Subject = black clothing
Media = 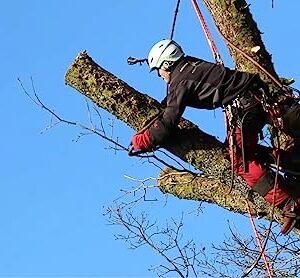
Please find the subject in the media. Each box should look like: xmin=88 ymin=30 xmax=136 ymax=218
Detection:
xmin=149 ymin=56 xmax=257 ymax=145
xmin=282 ymin=102 xmax=300 ymax=138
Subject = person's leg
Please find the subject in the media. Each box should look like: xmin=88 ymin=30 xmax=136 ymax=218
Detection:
xmin=230 ymin=127 xmax=300 ymax=234
xmin=226 ymin=91 xmax=300 ymax=234
xmin=254 ymin=142 xmax=300 ymax=197
xmin=230 ymin=127 xmax=289 ymax=206
xmin=256 ymin=142 xmax=300 ymax=172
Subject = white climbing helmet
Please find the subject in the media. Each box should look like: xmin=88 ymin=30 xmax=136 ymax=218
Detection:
xmin=148 ymin=39 xmax=184 ymax=71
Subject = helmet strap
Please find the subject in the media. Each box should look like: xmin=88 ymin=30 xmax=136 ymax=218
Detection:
xmin=161 ymin=56 xmax=183 ymax=72
xmin=161 ymin=61 xmax=172 ymax=71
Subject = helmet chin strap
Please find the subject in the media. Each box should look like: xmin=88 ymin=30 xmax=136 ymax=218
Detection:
xmin=161 ymin=61 xmax=172 ymax=71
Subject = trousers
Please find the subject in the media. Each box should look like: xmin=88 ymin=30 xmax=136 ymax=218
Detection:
xmin=229 ymin=125 xmax=289 ymax=206
xmin=226 ymin=93 xmax=290 ymax=206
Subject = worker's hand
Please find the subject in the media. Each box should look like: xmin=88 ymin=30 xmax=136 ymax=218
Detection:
xmin=131 ymin=129 xmax=152 ymax=151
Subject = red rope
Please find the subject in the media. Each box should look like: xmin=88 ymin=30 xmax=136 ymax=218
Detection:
xmin=245 ymin=200 xmax=274 ymax=277
xmin=188 ymin=3 xmax=286 ymax=276
xmin=190 ymin=0 xmax=223 ymax=65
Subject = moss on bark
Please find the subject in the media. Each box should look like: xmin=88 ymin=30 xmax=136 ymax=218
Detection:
xmin=158 ymin=168 xmax=286 ymax=223
xmin=65 ymin=51 xmax=162 ymax=131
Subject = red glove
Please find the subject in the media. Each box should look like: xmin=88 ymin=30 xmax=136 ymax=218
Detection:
xmin=131 ymin=129 xmax=152 ymax=150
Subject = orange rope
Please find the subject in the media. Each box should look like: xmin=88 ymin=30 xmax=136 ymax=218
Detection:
xmin=245 ymin=200 xmax=273 ymax=277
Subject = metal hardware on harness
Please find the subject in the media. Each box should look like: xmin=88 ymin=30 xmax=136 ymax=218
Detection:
xmin=225 ymin=99 xmax=248 ymax=173
xmin=224 ymin=91 xmax=261 ymax=173
xmin=258 ymin=87 xmax=291 ymax=131
xmin=224 ymin=93 xmax=257 ymax=129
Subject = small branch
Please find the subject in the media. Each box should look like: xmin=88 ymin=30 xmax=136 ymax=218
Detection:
xmin=19 ymin=77 xmax=198 ymax=174
xmin=106 ymin=206 xmax=202 ymax=277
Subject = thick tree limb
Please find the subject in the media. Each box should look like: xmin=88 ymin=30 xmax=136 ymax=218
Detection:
xmin=158 ymin=168 xmax=286 ymax=225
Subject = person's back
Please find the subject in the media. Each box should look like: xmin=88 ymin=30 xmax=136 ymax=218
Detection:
xmin=169 ymin=56 xmax=256 ymax=109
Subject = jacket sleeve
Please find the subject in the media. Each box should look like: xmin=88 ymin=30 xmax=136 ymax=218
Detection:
xmin=149 ymin=80 xmax=194 ymax=146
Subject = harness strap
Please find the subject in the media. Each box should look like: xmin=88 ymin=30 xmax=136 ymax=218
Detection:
xmin=252 ymin=171 xmax=276 ymax=197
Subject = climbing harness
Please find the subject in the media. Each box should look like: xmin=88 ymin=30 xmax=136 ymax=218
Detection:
xmin=189 ymin=2 xmax=285 ymax=275
xmin=127 ymin=0 xmax=300 ymax=252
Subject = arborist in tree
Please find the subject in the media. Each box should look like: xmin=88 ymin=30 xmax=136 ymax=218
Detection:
xmin=130 ymin=39 xmax=300 ymax=235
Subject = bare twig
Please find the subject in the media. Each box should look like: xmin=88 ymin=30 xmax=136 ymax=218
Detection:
xmin=18 ymin=78 xmax=199 ymax=174
xmin=106 ymin=207 xmax=202 ymax=277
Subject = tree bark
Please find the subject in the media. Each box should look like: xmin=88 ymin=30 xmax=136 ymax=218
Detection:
xmin=158 ymin=168 xmax=285 ymax=223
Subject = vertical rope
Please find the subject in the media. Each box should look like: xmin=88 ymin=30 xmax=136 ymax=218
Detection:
xmin=245 ymin=200 xmax=274 ymax=277
xmin=164 ymin=0 xmax=182 ymax=100
xmin=170 ymin=0 xmax=181 ymax=40
xmin=190 ymin=0 xmax=223 ymax=64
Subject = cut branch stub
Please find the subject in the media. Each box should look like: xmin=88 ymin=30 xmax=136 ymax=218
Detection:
xmin=65 ymin=51 xmax=161 ymax=132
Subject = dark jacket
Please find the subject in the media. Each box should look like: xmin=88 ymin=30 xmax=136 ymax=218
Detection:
xmin=149 ymin=56 xmax=257 ymax=145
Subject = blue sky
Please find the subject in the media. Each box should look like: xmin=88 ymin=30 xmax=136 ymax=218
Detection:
xmin=1 ymin=0 xmax=299 ymax=277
